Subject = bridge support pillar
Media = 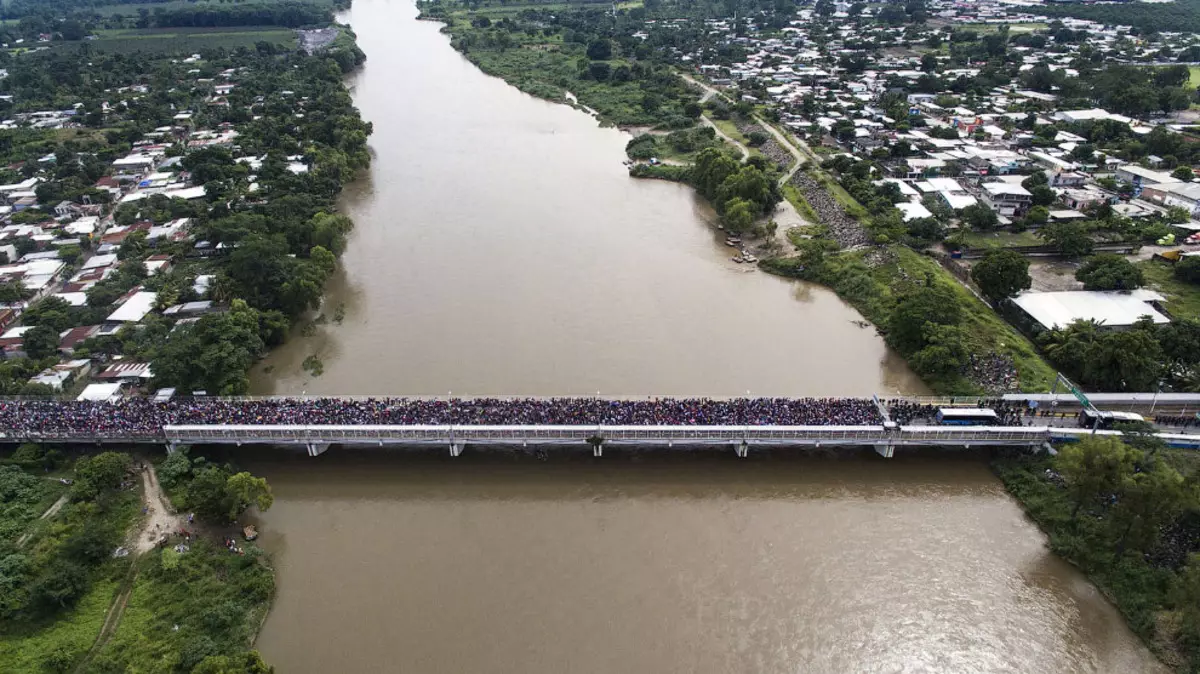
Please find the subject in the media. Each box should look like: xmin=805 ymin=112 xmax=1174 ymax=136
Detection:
xmin=593 ymin=444 xmax=603 ymax=457
xmin=450 ymin=443 xmax=464 ymax=457
xmin=165 ymin=442 xmax=178 ymax=455
xmin=735 ymin=441 xmax=749 ymax=458
xmin=306 ymin=443 xmax=329 ymax=457
xmin=873 ymin=443 xmax=894 ymax=459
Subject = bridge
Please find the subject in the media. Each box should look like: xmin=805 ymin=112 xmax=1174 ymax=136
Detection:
xmin=3 ymin=392 xmax=1199 ymax=458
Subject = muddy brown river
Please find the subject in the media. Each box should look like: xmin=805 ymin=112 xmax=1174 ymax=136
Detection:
xmin=249 ymin=1 xmax=1166 ymax=671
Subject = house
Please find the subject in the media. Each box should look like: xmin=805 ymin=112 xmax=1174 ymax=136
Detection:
xmin=1116 ymin=165 xmax=1178 ymax=188
xmin=105 ymin=290 xmax=157 ymax=323
xmin=980 ymin=182 xmax=1033 ymax=218
xmin=58 ymin=324 xmax=99 ymax=354
xmin=77 ymin=382 xmax=123 ymax=402
xmin=95 ymin=360 xmax=153 ymax=383
xmin=28 ymin=358 xmax=91 ymax=391
xmin=1142 ymin=181 xmax=1200 ymax=217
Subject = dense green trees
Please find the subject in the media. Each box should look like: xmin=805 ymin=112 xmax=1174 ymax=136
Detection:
xmin=970 ymin=249 xmax=1031 ymax=303
xmin=151 ymin=300 xmax=265 ymax=396
xmin=692 ymin=147 xmax=780 ymax=232
xmin=1075 ymin=254 xmax=1144 ymax=291
xmin=888 ymin=281 xmax=961 ymax=353
xmin=1040 ymin=319 xmax=1165 ymax=391
xmin=1041 ymin=221 xmax=1094 ymax=259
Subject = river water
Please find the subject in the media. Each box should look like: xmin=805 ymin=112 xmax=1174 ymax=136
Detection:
xmin=250 ymin=1 xmax=1166 ymax=671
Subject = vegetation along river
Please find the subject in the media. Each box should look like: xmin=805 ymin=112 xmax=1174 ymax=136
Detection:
xmin=249 ymin=1 xmax=1165 ymax=671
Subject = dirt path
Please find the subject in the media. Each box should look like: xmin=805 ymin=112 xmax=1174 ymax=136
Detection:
xmin=700 ymin=114 xmax=749 ymax=161
xmin=74 ymin=461 xmax=184 ymax=672
xmin=136 ymin=462 xmax=183 ymax=554
xmin=15 ymin=492 xmax=70 ymax=548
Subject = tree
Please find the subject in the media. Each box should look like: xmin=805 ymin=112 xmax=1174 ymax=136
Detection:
xmin=1166 ymin=205 xmax=1192 ymax=224
xmin=152 ymin=300 xmax=265 ymax=395
xmin=1024 ymin=205 xmax=1049 ymax=227
xmin=909 ymin=323 xmax=970 ymax=377
xmin=1075 ymin=254 xmax=1144 ymax=290
xmin=722 ymin=198 xmax=755 ymax=233
xmin=72 ymin=452 xmax=131 ymax=501
xmin=225 ymin=472 xmax=273 ymax=517
xmin=1055 ymin=435 xmax=1138 ymax=519
xmin=1176 ymin=255 xmax=1200 ymax=284
xmin=1172 ymin=166 xmax=1195 ymax=182
xmin=1174 ymin=555 xmax=1200 ymax=648
xmin=888 ymin=282 xmax=962 ymax=353
xmin=191 ymin=651 xmax=274 ymax=674
xmin=960 ymin=203 xmax=999 ymax=231
xmin=22 ymin=296 xmax=74 ymax=332
xmin=1029 ymin=184 xmax=1057 ymax=207
xmin=22 ymin=325 xmax=59 ymax=360
xmin=1082 ymin=327 xmax=1164 ymax=391
xmin=187 ymin=466 xmax=273 ymax=523
xmin=971 ymin=249 xmax=1031 ymax=303
xmin=0 ymin=281 xmax=30 ymax=303
xmin=1110 ymin=460 xmax=1187 ymax=552
xmin=586 ymin=39 xmax=612 ymax=61
xmin=1041 ymin=221 xmax=1094 ymax=258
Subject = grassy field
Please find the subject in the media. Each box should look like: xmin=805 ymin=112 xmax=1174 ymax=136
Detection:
xmin=439 ymin=14 xmax=692 ymax=127
xmin=1190 ymin=65 xmax=1200 ymax=89
xmin=89 ymin=540 xmax=275 ymax=672
xmin=959 ymin=22 xmax=1048 ymax=34
xmin=0 ymin=580 xmax=118 ymax=672
xmin=91 ymin=0 xmax=337 ymax=16
xmin=1140 ymin=259 xmax=1200 ymax=319
xmin=958 ymin=230 xmax=1045 ymax=250
xmin=73 ymin=27 xmax=296 ymax=54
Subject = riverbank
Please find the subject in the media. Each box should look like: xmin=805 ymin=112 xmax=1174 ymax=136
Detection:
xmin=0 ymin=447 xmax=277 ymax=673
xmin=421 ymin=0 xmax=1051 ymax=396
xmin=992 ymin=449 xmax=1200 ymax=673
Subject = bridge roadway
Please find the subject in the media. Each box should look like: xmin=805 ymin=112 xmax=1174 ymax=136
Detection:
xmin=4 ymin=423 xmax=1188 ymax=458
xmin=5 ymin=393 xmax=1200 ymax=457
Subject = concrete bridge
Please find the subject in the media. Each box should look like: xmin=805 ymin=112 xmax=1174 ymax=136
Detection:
xmin=158 ymin=423 xmax=1072 ymax=458
xmin=2 ymin=422 xmax=1181 ymax=458
xmin=4 ymin=393 xmax=1200 ymax=458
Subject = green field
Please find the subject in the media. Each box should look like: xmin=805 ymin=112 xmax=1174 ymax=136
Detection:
xmin=958 ymin=22 xmax=1048 ymax=34
xmin=1190 ymin=65 xmax=1200 ymax=89
xmin=1140 ymin=258 xmax=1200 ymax=319
xmin=0 ymin=581 xmax=119 ymax=673
xmin=91 ymin=0 xmax=336 ymax=16
xmin=958 ymin=230 xmax=1046 ymax=250
xmin=74 ymin=27 xmax=297 ymax=54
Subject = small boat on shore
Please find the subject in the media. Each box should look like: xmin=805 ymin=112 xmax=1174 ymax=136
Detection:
xmin=742 ymin=253 xmax=758 ymax=263
xmin=732 ymin=256 xmax=745 ymax=263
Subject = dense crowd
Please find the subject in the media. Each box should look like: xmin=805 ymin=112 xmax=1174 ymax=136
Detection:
xmin=961 ymin=354 xmax=1020 ymax=394
xmin=789 ymin=172 xmax=869 ymax=248
xmin=0 ymin=397 xmax=887 ymax=437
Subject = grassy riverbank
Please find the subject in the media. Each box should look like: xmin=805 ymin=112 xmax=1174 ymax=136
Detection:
xmin=0 ymin=453 xmax=140 ymax=673
xmin=763 ymin=246 xmax=1055 ymax=394
xmin=89 ymin=540 xmax=274 ymax=672
xmin=422 ymin=2 xmax=697 ymax=127
xmin=992 ymin=450 xmax=1200 ymax=672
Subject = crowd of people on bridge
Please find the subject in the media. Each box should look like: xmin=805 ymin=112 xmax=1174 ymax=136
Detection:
xmin=0 ymin=396 xmax=888 ymax=438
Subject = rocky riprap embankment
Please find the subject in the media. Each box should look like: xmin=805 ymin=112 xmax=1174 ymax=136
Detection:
xmin=788 ymin=172 xmax=870 ymax=249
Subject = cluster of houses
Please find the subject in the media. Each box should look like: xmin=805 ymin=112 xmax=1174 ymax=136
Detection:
xmin=660 ymin=3 xmax=1200 ymax=337
xmin=0 ymin=66 xmax=270 ymax=401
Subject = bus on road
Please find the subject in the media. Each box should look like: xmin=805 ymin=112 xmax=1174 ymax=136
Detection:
xmin=935 ymin=408 xmax=1000 ymax=426
xmin=1078 ymin=409 xmax=1145 ymax=430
